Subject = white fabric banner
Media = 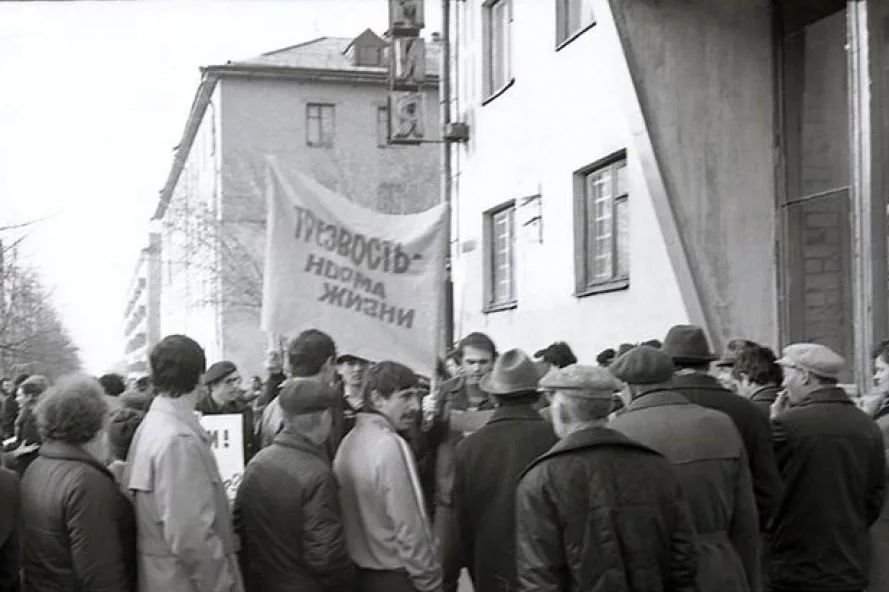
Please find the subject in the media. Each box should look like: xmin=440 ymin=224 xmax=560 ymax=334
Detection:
xmin=260 ymin=157 xmax=448 ymax=376
xmin=199 ymin=413 xmax=244 ymax=501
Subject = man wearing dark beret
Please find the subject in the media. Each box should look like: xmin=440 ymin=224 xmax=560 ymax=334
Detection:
xmin=196 ymin=361 xmax=257 ymax=463
xmin=609 ymin=346 xmax=759 ymax=592
xmin=234 ymin=379 xmax=354 ymax=592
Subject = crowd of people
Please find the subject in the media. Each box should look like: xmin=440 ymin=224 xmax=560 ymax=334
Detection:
xmin=0 ymin=323 xmax=888 ymax=592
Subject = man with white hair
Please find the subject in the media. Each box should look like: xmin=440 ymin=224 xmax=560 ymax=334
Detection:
xmin=515 ymin=363 xmax=697 ymax=592
xmin=768 ymin=343 xmax=885 ymax=592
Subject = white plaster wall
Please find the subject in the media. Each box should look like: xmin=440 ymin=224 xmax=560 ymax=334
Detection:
xmin=158 ymin=86 xmax=223 ymax=363
xmin=450 ymin=0 xmax=689 ymax=362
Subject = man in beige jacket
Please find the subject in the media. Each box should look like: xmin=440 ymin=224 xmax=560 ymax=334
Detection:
xmin=125 ymin=334 xmax=244 ymax=592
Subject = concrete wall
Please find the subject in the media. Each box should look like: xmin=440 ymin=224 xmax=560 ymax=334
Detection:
xmin=449 ymin=0 xmax=690 ymax=363
xmin=218 ymin=75 xmax=441 ymax=376
xmin=610 ymin=0 xmax=777 ymax=349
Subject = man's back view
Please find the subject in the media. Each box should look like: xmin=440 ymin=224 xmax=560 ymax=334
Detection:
xmin=516 ymin=363 xmax=697 ymax=592
xmin=609 ymin=346 xmax=758 ymax=592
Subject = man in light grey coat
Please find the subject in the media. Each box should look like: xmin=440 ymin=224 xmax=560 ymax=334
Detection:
xmin=125 ymin=335 xmax=244 ymax=592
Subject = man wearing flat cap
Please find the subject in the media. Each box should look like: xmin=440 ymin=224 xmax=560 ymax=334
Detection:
xmin=663 ymin=324 xmax=781 ymax=534
xmin=443 ymin=349 xmax=556 ymax=592
xmin=197 ymin=360 xmax=257 ymax=463
xmin=766 ymin=343 xmax=885 ymax=592
xmin=516 ymin=361 xmax=697 ymax=591
xmin=234 ymin=379 xmax=354 ymax=592
xmin=609 ymin=346 xmax=759 ymax=592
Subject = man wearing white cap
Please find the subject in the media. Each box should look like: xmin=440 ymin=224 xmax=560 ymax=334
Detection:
xmin=516 ymin=363 xmax=697 ymax=591
xmin=768 ymin=343 xmax=885 ymax=592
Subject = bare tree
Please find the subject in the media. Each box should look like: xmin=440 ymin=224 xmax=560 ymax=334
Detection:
xmin=0 ymin=237 xmax=81 ymax=379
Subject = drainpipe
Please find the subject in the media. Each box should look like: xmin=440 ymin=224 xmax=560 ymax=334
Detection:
xmin=441 ymin=0 xmax=454 ymax=349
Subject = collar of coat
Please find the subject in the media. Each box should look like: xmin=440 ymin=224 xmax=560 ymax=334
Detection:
xmin=38 ymin=440 xmax=116 ymax=480
xmin=749 ymin=384 xmax=780 ymax=402
xmin=196 ymin=390 xmax=250 ymax=415
xmin=670 ymin=372 xmax=727 ymax=392
xmin=273 ymin=429 xmax=329 ymax=462
xmin=487 ymin=403 xmax=546 ymax=425
xmin=793 ymin=385 xmax=853 ymax=408
xmin=149 ymin=394 xmax=210 ymax=444
xmin=625 ymin=389 xmax=691 ymax=412
xmin=520 ymin=425 xmax=659 ymax=479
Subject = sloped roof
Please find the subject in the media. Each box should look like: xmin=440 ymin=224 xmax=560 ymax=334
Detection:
xmin=231 ymin=33 xmax=441 ymax=76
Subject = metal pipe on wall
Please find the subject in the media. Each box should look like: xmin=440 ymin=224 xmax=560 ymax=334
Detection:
xmin=441 ymin=0 xmax=454 ymax=349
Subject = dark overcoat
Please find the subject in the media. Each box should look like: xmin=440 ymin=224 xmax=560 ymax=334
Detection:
xmin=671 ymin=372 xmax=782 ymax=530
xmin=515 ymin=426 xmax=698 ymax=592
xmin=444 ymin=404 xmax=557 ymax=592
xmin=233 ymin=430 xmax=354 ymax=592
xmin=610 ymin=390 xmax=759 ymax=592
xmin=870 ymin=405 xmax=889 ymax=592
xmin=0 ymin=467 xmax=18 ymax=592
xmin=20 ymin=441 xmax=136 ymax=592
xmin=770 ymin=386 xmax=885 ymax=592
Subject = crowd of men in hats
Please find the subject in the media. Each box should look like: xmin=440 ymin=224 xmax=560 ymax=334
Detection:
xmin=0 ymin=322 xmax=889 ymax=592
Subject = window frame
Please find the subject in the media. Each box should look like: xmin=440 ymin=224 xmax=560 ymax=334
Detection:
xmin=483 ymin=200 xmax=518 ymax=312
xmin=555 ymin=0 xmax=597 ymax=50
xmin=306 ymin=103 xmax=335 ymax=148
xmin=482 ymin=0 xmax=514 ymax=105
xmin=376 ymin=105 xmax=389 ymax=148
xmin=573 ymin=152 xmax=630 ymax=297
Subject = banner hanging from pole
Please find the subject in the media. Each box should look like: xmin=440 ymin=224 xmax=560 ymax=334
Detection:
xmin=260 ymin=157 xmax=447 ymax=377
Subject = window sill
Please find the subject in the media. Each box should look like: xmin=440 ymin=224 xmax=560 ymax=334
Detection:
xmin=556 ymin=22 xmax=597 ymax=51
xmin=481 ymin=78 xmax=515 ymax=106
xmin=483 ymin=300 xmax=517 ymax=314
xmin=575 ymin=278 xmax=629 ymax=298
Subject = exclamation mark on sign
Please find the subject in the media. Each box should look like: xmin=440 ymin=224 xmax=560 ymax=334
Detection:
xmin=223 ymin=429 xmax=230 ymax=449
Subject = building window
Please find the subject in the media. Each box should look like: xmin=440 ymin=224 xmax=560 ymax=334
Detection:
xmin=357 ymin=46 xmax=383 ymax=67
xmin=306 ymin=103 xmax=335 ymax=147
xmin=483 ymin=0 xmax=513 ymax=101
xmin=484 ymin=202 xmax=516 ymax=310
xmin=376 ymin=105 xmax=389 ymax=147
xmin=575 ymin=155 xmax=629 ymax=294
xmin=556 ymin=0 xmax=596 ymax=47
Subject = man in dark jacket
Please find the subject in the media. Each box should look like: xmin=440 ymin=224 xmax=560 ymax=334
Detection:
xmin=234 ymin=379 xmax=354 ymax=592
xmin=663 ymin=324 xmax=782 ymax=531
xmin=444 ymin=349 xmax=556 ymax=592
xmin=610 ymin=346 xmax=759 ymax=592
xmin=516 ymin=360 xmax=697 ymax=592
xmin=424 ymin=332 xmax=498 ymax=571
xmin=197 ymin=360 xmax=257 ymax=464
xmin=0 ymin=467 xmax=18 ymax=592
xmin=769 ymin=343 xmax=885 ymax=592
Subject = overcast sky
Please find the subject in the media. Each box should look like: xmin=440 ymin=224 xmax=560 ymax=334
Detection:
xmin=0 ymin=0 xmax=442 ymax=375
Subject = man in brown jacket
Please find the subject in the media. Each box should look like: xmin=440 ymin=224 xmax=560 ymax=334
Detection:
xmin=610 ymin=346 xmax=759 ymax=592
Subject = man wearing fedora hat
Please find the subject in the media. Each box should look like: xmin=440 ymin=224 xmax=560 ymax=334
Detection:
xmin=516 ymin=362 xmax=698 ymax=591
xmin=442 ymin=350 xmax=556 ymax=592
xmin=663 ymin=324 xmax=781 ymax=533
xmin=609 ymin=346 xmax=759 ymax=592
xmin=767 ymin=343 xmax=885 ymax=592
